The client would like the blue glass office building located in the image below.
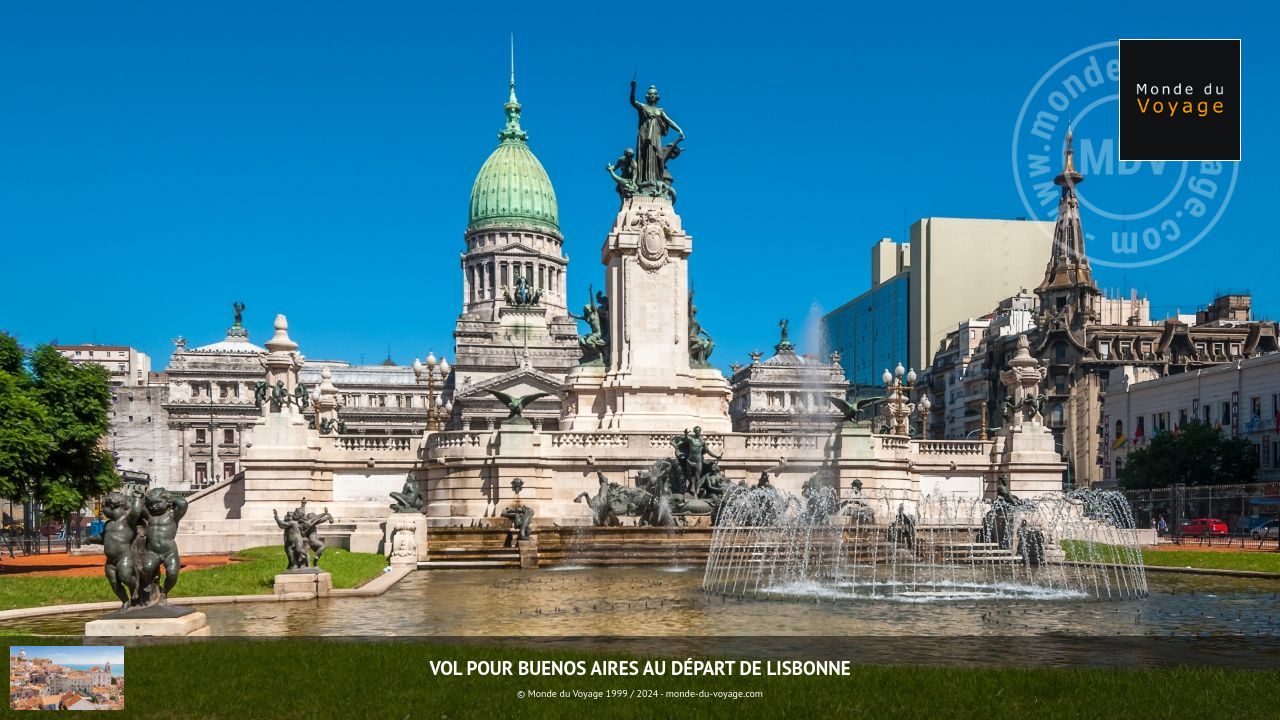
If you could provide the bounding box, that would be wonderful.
[822,274,909,388]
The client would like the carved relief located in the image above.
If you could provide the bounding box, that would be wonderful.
[632,207,671,272]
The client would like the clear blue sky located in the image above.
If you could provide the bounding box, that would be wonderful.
[11,645,125,668]
[1,2,1272,372]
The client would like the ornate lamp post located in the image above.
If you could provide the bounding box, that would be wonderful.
[919,394,932,439]
[881,363,918,436]
[413,352,453,432]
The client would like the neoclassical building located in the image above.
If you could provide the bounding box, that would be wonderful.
[446,71,581,431]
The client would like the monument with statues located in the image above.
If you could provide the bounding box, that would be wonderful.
[171,77,1106,590]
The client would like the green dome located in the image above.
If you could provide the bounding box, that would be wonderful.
[467,82,560,237]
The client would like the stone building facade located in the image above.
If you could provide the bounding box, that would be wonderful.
[447,72,581,430]
[728,323,848,434]
[922,133,1279,487]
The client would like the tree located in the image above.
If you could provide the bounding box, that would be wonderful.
[0,333,118,546]
[1119,419,1260,490]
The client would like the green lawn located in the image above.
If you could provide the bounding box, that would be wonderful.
[1064,541,1280,573]
[4,638,1275,719]
[0,546,387,611]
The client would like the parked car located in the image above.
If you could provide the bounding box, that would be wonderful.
[1251,519,1279,540]
[1181,518,1228,536]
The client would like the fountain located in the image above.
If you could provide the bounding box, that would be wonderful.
[703,481,1148,602]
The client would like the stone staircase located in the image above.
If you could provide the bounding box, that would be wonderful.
[419,526,715,569]
[420,528,521,569]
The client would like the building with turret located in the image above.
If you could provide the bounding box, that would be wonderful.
[447,68,581,431]
[923,132,1279,487]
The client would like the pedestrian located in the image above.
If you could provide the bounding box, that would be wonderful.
[1157,515,1168,536]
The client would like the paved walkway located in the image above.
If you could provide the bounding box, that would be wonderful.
[0,551,236,577]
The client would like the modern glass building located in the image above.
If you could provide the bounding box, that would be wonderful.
[823,273,910,388]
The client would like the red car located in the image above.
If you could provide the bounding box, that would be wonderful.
[1181,518,1228,536]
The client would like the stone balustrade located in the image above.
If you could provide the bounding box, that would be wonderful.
[336,435,415,453]
[879,436,910,450]
[551,433,629,448]
[914,440,991,455]
[744,434,822,450]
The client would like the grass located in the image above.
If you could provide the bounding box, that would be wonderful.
[3,637,1276,719]
[0,546,387,611]
[1064,540,1280,573]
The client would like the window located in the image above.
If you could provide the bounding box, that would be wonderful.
[1120,341,1132,358]
[1221,401,1231,427]
[1049,404,1064,427]
[1098,342,1110,359]
[1178,409,1188,427]
[1204,405,1211,424]
[1230,343,1241,357]
[195,428,207,444]
[194,463,208,484]
[1195,342,1206,356]
[222,462,236,479]
[1054,343,1067,362]
[223,428,235,444]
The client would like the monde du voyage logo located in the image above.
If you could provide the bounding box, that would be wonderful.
[1012,40,1241,269]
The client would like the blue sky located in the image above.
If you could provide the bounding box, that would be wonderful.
[0,2,1272,372]
[11,645,124,668]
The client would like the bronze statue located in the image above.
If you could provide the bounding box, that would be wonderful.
[92,488,189,613]
[826,396,884,425]
[98,492,142,609]
[574,473,622,527]
[390,474,424,513]
[136,488,188,605]
[485,389,552,424]
[569,285,609,365]
[996,473,1021,506]
[505,272,541,307]
[688,291,714,368]
[628,79,684,200]
[606,148,638,198]
[779,318,790,345]
[233,301,245,326]
[274,498,333,569]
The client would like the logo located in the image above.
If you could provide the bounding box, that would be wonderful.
[1012,41,1237,268]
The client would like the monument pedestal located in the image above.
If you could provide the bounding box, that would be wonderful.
[85,607,210,637]
[561,195,731,432]
[273,569,333,598]
[1000,423,1067,497]
[517,536,539,569]
[386,513,427,563]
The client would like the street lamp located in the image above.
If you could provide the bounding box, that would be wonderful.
[882,363,919,436]
[413,353,452,432]
[919,394,932,439]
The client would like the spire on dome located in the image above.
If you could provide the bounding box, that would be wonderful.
[498,34,527,143]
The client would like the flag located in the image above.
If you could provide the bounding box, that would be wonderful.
[1248,415,1261,433]
[1112,434,1127,450]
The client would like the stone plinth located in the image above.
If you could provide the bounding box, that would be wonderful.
[350,520,385,554]
[273,569,333,598]
[1000,423,1067,496]
[385,513,427,563]
[560,195,730,433]
[517,536,539,569]
[85,609,210,637]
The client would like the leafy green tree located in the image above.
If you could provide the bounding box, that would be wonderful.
[0,338,53,504]
[0,333,118,544]
[1119,420,1260,490]
[28,345,119,519]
